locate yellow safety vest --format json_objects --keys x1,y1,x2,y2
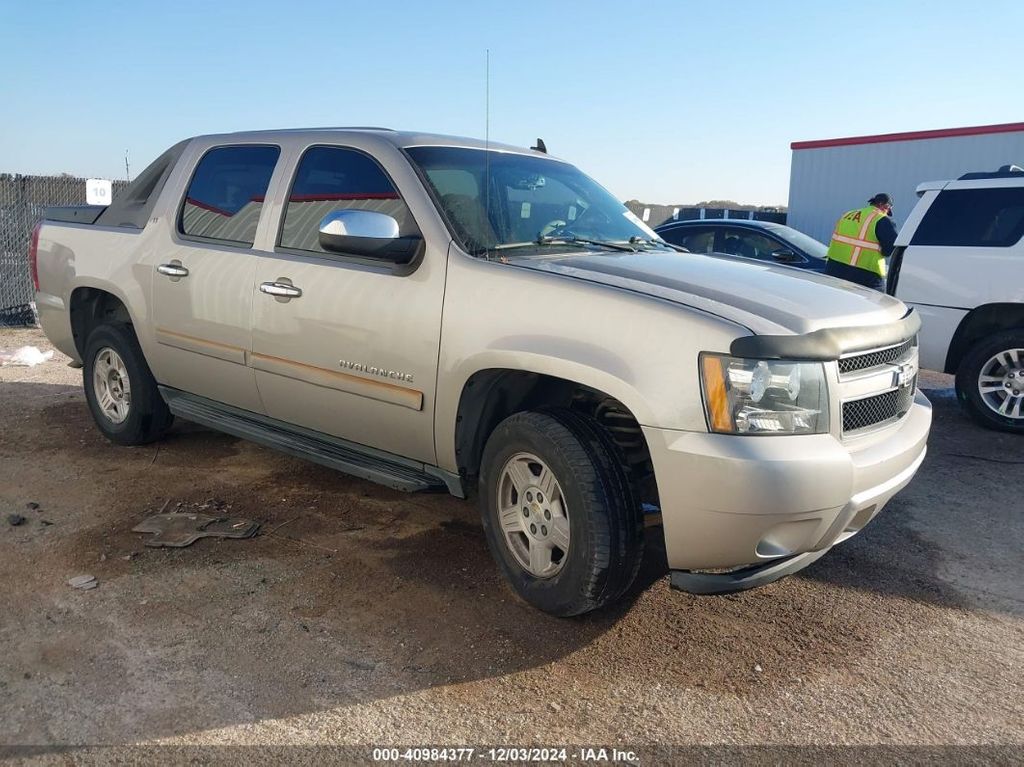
[{"x1": 826, "y1": 206, "x2": 887, "y2": 277}]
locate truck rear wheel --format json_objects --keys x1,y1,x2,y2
[
  {"x1": 478, "y1": 409, "x2": 643, "y2": 616},
  {"x1": 83, "y1": 323, "x2": 173, "y2": 445},
  {"x1": 955, "y1": 329, "x2": 1024, "y2": 433}
]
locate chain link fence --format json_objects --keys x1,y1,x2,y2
[{"x1": 0, "y1": 174, "x2": 128, "y2": 326}]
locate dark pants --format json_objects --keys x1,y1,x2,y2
[{"x1": 825, "y1": 258, "x2": 887, "y2": 292}]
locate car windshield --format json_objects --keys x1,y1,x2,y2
[
  {"x1": 405, "y1": 146, "x2": 661, "y2": 256},
  {"x1": 771, "y1": 224, "x2": 828, "y2": 259}
]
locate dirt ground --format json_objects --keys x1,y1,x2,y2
[{"x1": 1, "y1": 327, "x2": 1022, "y2": 753}]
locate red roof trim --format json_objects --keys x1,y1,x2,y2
[
  {"x1": 791, "y1": 121, "x2": 1024, "y2": 150},
  {"x1": 289, "y1": 193, "x2": 399, "y2": 202},
  {"x1": 185, "y1": 197, "x2": 233, "y2": 217}
]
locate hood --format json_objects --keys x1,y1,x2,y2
[{"x1": 511, "y1": 250, "x2": 908, "y2": 336}]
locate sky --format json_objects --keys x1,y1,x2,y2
[{"x1": 2, "y1": 0, "x2": 1022, "y2": 206}]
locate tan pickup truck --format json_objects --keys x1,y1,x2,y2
[{"x1": 31, "y1": 128, "x2": 931, "y2": 615}]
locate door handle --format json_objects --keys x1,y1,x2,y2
[
  {"x1": 259, "y1": 281, "x2": 303, "y2": 298},
  {"x1": 157, "y1": 263, "x2": 189, "y2": 278}
]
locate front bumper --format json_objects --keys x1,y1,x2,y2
[{"x1": 644, "y1": 392, "x2": 931, "y2": 588}]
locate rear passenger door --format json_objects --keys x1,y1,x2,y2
[
  {"x1": 898, "y1": 185, "x2": 1024, "y2": 308},
  {"x1": 250, "y1": 144, "x2": 446, "y2": 464},
  {"x1": 148, "y1": 144, "x2": 280, "y2": 413}
]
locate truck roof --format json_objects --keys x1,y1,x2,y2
[{"x1": 190, "y1": 127, "x2": 542, "y2": 157}]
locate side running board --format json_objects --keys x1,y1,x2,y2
[{"x1": 159, "y1": 387, "x2": 459, "y2": 495}]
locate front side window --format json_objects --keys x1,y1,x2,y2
[
  {"x1": 911, "y1": 187, "x2": 1024, "y2": 248},
  {"x1": 280, "y1": 146, "x2": 416, "y2": 253},
  {"x1": 771, "y1": 225, "x2": 828, "y2": 259},
  {"x1": 179, "y1": 145, "x2": 280, "y2": 246},
  {"x1": 719, "y1": 228, "x2": 782, "y2": 260},
  {"x1": 405, "y1": 146, "x2": 662, "y2": 255}
]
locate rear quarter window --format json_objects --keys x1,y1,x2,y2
[{"x1": 911, "y1": 187, "x2": 1024, "y2": 248}]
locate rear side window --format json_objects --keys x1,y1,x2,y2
[
  {"x1": 279, "y1": 146, "x2": 416, "y2": 253},
  {"x1": 911, "y1": 187, "x2": 1024, "y2": 248},
  {"x1": 661, "y1": 227, "x2": 714, "y2": 253},
  {"x1": 179, "y1": 145, "x2": 280, "y2": 247}
]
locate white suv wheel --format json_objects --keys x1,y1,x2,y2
[{"x1": 977, "y1": 348, "x2": 1024, "y2": 420}]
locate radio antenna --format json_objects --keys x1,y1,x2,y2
[
  {"x1": 124, "y1": 149, "x2": 131, "y2": 183},
  {"x1": 484, "y1": 48, "x2": 491, "y2": 260}
]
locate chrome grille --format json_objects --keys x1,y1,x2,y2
[
  {"x1": 842, "y1": 376, "x2": 917, "y2": 432},
  {"x1": 839, "y1": 338, "x2": 915, "y2": 375}
]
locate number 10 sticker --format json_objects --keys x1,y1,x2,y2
[{"x1": 86, "y1": 179, "x2": 112, "y2": 206}]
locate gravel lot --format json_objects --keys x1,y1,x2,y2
[{"x1": 1, "y1": 327, "x2": 1022, "y2": 754}]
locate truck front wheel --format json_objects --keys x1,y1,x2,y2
[
  {"x1": 83, "y1": 323, "x2": 173, "y2": 445},
  {"x1": 955, "y1": 329, "x2": 1024, "y2": 433},
  {"x1": 478, "y1": 409, "x2": 643, "y2": 616}
]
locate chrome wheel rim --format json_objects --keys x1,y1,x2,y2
[
  {"x1": 978, "y1": 348, "x2": 1024, "y2": 420},
  {"x1": 496, "y1": 452, "x2": 570, "y2": 578},
  {"x1": 93, "y1": 347, "x2": 131, "y2": 424}
]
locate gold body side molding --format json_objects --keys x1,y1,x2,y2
[{"x1": 251, "y1": 352, "x2": 423, "y2": 411}]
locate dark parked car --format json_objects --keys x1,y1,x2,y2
[{"x1": 654, "y1": 219, "x2": 827, "y2": 271}]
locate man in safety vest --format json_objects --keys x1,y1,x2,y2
[{"x1": 824, "y1": 193, "x2": 898, "y2": 291}]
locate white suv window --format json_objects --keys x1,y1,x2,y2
[{"x1": 911, "y1": 188, "x2": 1024, "y2": 248}]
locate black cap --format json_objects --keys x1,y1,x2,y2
[{"x1": 869, "y1": 193, "x2": 893, "y2": 207}]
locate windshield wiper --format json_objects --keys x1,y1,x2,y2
[
  {"x1": 535, "y1": 234, "x2": 638, "y2": 253},
  {"x1": 628, "y1": 236, "x2": 688, "y2": 253}
]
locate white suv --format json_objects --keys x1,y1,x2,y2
[{"x1": 889, "y1": 165, "x2": 1024, "y2": 432}]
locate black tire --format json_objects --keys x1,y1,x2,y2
[
  {"x1": 955, "y1": 329, "x2": 1024, "y2": 434},
  {"x1": 479, "y1": 409, "x2": 643, "y2": 616},
  {"x1": 82, "y1": 323, "x2": 173, "y2": 445}
]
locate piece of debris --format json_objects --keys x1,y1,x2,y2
[
  {"x1": 99, "y1": 553, "x2": 107, "y2": 562},
  {"x1": 39, "y1": 520, "x2": 53, "y2": 527},
  {"x1": 68, "y1": 575, "x2": 98, "y2": 590},
  {"x1": 132, "y1": 512, "x2": 259, "y2": 548},
  {"x1": 7, "y1": 514, "x2": 26, "y2": 527},
  {"x1": 26, "y1": 502, "x2": 40, "y2": 511},
  {"x1": 0, "y1": 346, "x2": 55, "y2": 367},
  {"x1": 344, "y1": 657, "x2": 377, "y2": 671},
  {"x1": 754, "y1": 664, "x2": 763, "y2": 673}
]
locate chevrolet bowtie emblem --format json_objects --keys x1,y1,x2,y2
[{"x1": 895, "y1": 361, "x2": 917, "y2": 388}]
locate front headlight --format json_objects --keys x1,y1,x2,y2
[{"x1": 700, "y1": 354, "x2": 829, "y2": 435}]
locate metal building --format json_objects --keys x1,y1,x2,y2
[{"x1": 786, "y1": 121, "x2": 1024, "y2": 243}]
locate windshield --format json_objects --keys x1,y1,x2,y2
[
  {"x1": 405, "y1": 146, "x2": 660, "y2": 255},
  {"x1": 770, "y1": 224, "x2": 828, "y2": 260}
]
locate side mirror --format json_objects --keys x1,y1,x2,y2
[
  {"x1": 318, "y1": 210, "x2": 421, "y2": 263},
  {"x1": 770, "y1": 248, "x2": 800, "y2": 263}
]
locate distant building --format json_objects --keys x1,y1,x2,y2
[{"x1": 787, "y1": 121, "x2": 1024, "y2": 242}]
